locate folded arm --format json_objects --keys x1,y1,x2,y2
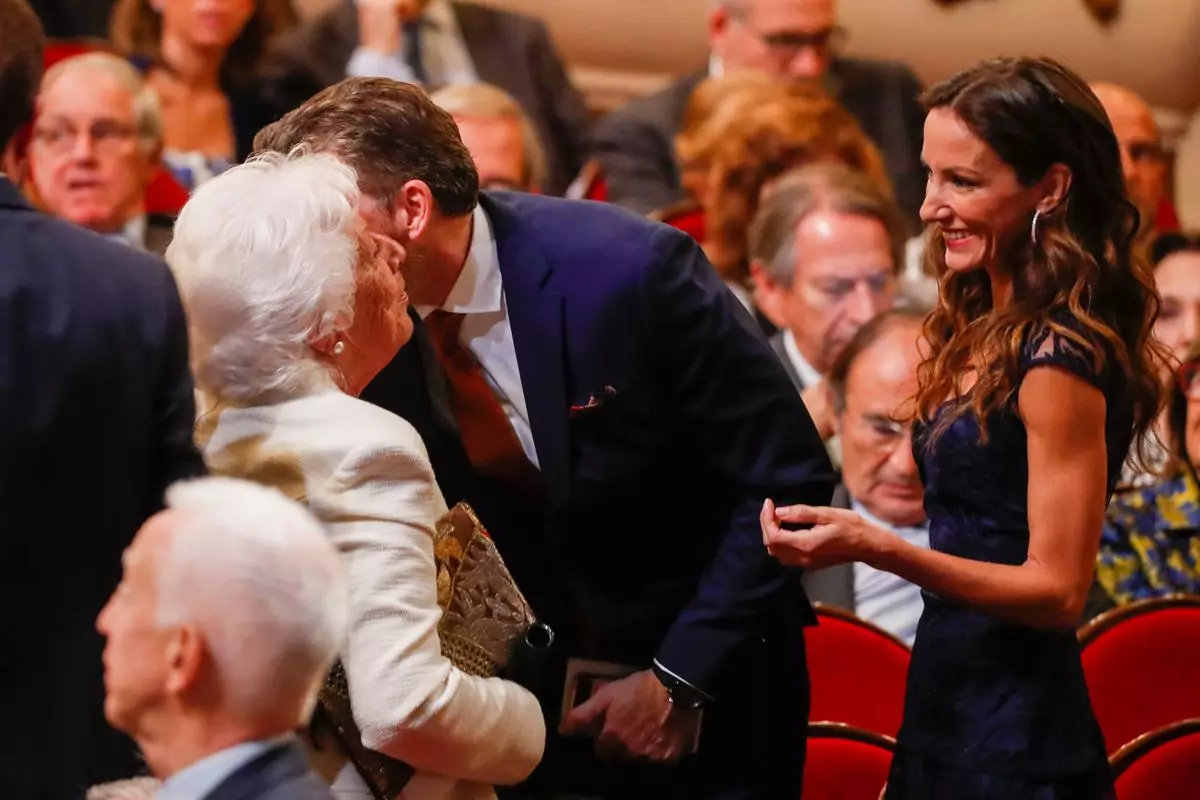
[{"x1": 317, "y1": 430, "x2": 545, "y2": 785}]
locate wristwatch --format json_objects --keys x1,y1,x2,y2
[{"x1": 652, "y1": 660, "x2": 709, "y2": 711}]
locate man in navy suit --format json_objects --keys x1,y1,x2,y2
[
  {"x1": 0, "y1": 2, "x2": 206, "y2": 797},
  {"x1": 256, "y1": 77, "x2": 836, "y2": 799}
]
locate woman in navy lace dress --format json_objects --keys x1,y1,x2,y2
[{"x1": 761, "y1": 56, "x2": 1168, "y2": 798}]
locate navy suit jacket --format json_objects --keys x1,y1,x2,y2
[
  {"x1": 0, "y1": 179, "x2": 206, "y2": 799},
  {"x1": 362, "y1": 192, "x2": 836, "y2": 797},
  {"x1": 205, "y1": 743, "x2": 333, "y2": 800}
]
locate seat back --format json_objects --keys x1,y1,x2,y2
[
  {"x1": 1111, "y1": 718, "x2": 1200, "y2": 800},
  {"x1": 805, "y1": 604, "x2": 910, "y2": 738},
  {"x1": 1079, "y1": 595, "x2": 1200, "y2": 753},
  {"x1": 648, "y1": 198, "x2": 706, "y2": 244},
  {"x1": 565, "y1": 158, "x2": 607, "y2": 202},
  {"x1": 802, "y1": 722, "x2": 895, "y2": 800}
]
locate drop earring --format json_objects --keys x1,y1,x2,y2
[
  {"x1": 332, "y1": 341, "x2": 345, "y2": 356},
  {"x1": 1030, "y1": 209, "x2": 1042, "y2": 244}
]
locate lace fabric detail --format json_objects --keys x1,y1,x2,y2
[{"x1": 1021, "y1": 316, "x2": 1109, "y2": 389}]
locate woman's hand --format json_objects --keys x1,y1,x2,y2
[{"x1": 760, "y1": 499, "x2": 888, "y2": 570}]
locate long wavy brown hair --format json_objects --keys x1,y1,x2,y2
[
  {"x1": 916, "y1": 56, "x2": 1167, "y2": 464},
  {"x1": 109, "y1": 0, "x2": 296, "y2": 85}
]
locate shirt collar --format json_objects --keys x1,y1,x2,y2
[
  {"x1": 851, "y1": 497, "x2": 928, "y2": 537},
  {"x1": 417, "y1": 204, "x2": 502, "y2": 318},
  {"x1": 157, "y1": 735, "x2": 294, "y2": 800},
  {"x1": 123, "y1": 214, "x2": 147, "y2": 248},
  {"x1": 782, "y1": 330, "x2": 823, "y2": 389},
  {"x1": 708, "y1": 54, "x2": 723, "y2": 78}
]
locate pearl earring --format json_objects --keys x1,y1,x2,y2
[
  {"x1": 332, "y1": 341, "x2": 345, "y2": 356},
  {"x1": 1030, "y1": 209, "x2": 1042, "y2": 244}
]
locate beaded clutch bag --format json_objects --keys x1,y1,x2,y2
[{"x1": 312, "y1": 502, "x2": 553, "y2": 799}]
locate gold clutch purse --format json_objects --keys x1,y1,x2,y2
[{"x1": 312, "y1": 502, "x2": 552, "y2": 799}]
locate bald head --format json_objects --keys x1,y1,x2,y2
[{"x1": 1091, "y1": 82, "x2": 1165, "y2": 225}]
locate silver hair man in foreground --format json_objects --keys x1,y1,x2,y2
[{"x1": 96, "y1": 476, "x2": 348, "y2": 800}]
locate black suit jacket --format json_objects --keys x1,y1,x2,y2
[
  {"x1": 593, "y1": 58, "x2": 927, "y2": 229},
  {"x1": 362, "y1": 192, "x2": 836, "y2": 798},
  {"x1": 0, "y1": 178, "x2": 205, "y2": 800},
  {"x1": 26, "y1": 0, "x2": 115, "y2": 39},
  {"x1": 258, "y1": 0, "x2": 592, "y2": 195},
  {"x1": 204, "y1": 742, "x2": 333, "y2": 800}
]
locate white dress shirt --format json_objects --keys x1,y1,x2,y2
[
  {"x1": 850, "y1": 500, "x2": 929, "y2": 646},
  {"x1": 416, "y1": 204, "x2": 540, "y2": 468},
  {"x1": 157, "y1": 736, "x2": 294, "y2": 800},
  {"x1": 346, "y1": 0, "x2": 478, "y2": 88}
]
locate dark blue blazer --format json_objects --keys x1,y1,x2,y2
[
  {"x1": 205, "y1": 742, "x2": 334, "y2": 800},
  {"x1": 0, "y1": 179, "x2": 206, "y2": 799},
  {"x1": 362, "y1": 192, "x2": 836, "y2": 798}
]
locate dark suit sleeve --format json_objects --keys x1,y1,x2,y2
[
  {"x1": 147, "y1": 266, "x2": 206, "y2": 510},
  {"x1": 526, "y1": 20, "x2": 592, "y2": 193},
  {"x1": 895, "y1": 66, "x2": 928, "y2": 232},
  {"x1": 644, "y1": 227, "x2": 836, "y2": 695},
  {"x1": 591, "y1": 106, "x2": 684, "y2": 214}
]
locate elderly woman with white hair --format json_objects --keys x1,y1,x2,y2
[{"x1": 165, "y1": 151, "x2": 545, "y2": 800}]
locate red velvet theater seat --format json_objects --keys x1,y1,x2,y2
[
  {"x1": 648, "y1": 198, "x2": 706, "y2": 244},
  {"x1": 805, "y1": 604, "x2": 910, "y2": 738},
  {"x1": 1111, "y1": 718, "x2": 1200, "y2": 800},
  {"x1": 1079, "y1": 595, "x2": 1200, "y2": 753},
  {"x1": 802, "y1": 722, "x2": 895, "y2": 800}
]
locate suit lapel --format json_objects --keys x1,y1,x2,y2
[{"x1": 479, "y1": 194, "x2": 570, "y2": 505}]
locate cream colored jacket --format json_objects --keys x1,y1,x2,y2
[{"x1": 198, "y1": 386, "x2": 546, "y2": 800}]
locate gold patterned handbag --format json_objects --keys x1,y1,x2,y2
[{"x1": 311, "y1": 502, "x2": 553, "y2": 800}]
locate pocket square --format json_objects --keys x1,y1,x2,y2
[{"x1": 570, "y1": 385, "x2": 617, "y2": 415}]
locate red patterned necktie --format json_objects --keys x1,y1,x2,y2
[{"x1": 424, "y1": 310, "x2": 542, "y2": 494}]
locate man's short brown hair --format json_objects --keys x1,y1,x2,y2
[
  {"x1": 0, "y1": 0, "x2": 44, "y2": 151},
  {"x1": 254, "y1": 78, "x2": 479, "y2": 216}
]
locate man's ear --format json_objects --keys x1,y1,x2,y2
[
  {"x1": 1038, "y1": 163, "x2": 1072, "y2": 215},
  {"x1": 388, "y1": 180, "x2": 436, "y2": 243},
  {"x1": 749, "y1": 260, "x2": 785, "y2": 329},
  {"x1": 163, "y1": 624, "x2": 204, "y2": 698}
]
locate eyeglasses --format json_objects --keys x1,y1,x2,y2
[
  {"x1": 32, "y1": 119, "x2": 138, "y2": 156},
  {"x1": 731, "y1": 15, "x2": 847, "y2": 65}
]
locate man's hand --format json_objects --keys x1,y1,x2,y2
[
  {"x1": 559, "y1": 669, "x2": 701, "y2": 763},
  {"x1": 355, "y1": 0, "x2": 424, "y2": 55}
]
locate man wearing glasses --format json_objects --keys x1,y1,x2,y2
[
  {"x1": 593, "y1": 0, "x2": 926, "y2": 226},
  {"x1": 801, "y1": 308, "x2": 929, "y2": 645},
  {"x1": 1090, "y1": 82, "x2": 1170, "y2": 242},
  {"x1": 29, "y1": 52, "x2": 174, "y2": 254}
]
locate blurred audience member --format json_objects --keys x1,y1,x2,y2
[
  {"x1": 86, "y1": 777, "x2": 162, "y2": 800},
  {"x1": 1098, "y1": 347, "x2": 1200, "y2": 605},
  {"x1": 0, "y1": 2, "x2": 206, "y2": 796},
  {"x1": 261, "y1": 0, "x2": 589, "y2": 194},
  {"x1": 432, "y1": 82, "x2": 546, "y2": 192},
  {"x1": 685, "y1": 84, "x2": 891, "y2": 307},
  {"x1": 673, "y1": 69, "x2": 775, "y2": 205},
  {"x1": 30, "y1": 53, "x2": 174, "y2": 253},
  {"x1": 749, "y1": 162, "x2": 905, "y2": 442},
  {"x1": 593, "y1": 0, "x2": 925, "y2": 225},
  {"x1": 110, "y1": 0, "x2": 297, "y2": 188},
  {"x1": 98, "y1": 477, "x2": 345, "y2": 800},
  {"x1": 169, "y1": 152, "x2": 546, "y2": 799},
  {"x1": 1151, "y1": 232, "x2": 1200, "y2": 366},
  {"x1": 803, "y1": 309, "x2": 929, "y2": 645},
  {"x1": 26, "y1": 0, "x2": 115, "y2": 38},
  {"x1": 1091, "y1": 82, "x2": 1167, "y2": 242}
]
